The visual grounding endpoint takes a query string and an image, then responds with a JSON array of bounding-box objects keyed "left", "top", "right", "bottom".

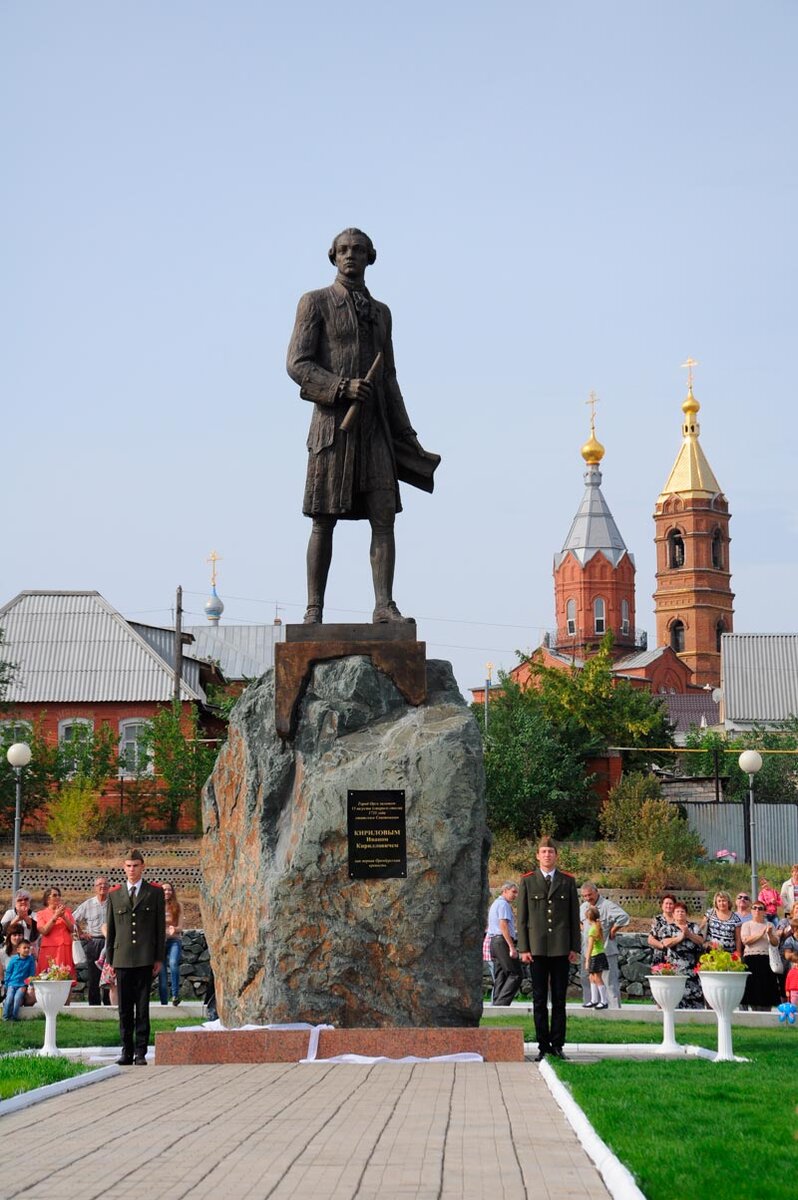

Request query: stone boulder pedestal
[{"left": 200, "top": 655, "right": 490, "bottom": 1028}]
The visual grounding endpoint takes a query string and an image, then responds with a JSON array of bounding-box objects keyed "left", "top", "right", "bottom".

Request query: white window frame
[
  {"left": 57, "top": 718, "right": 94, "bottom": 775},
  {"left": 566, "top": 599, "right": 576, "bottom": 636},
  {"left": 594, "top": 597, "right": 606, "bottom": 635},
  {"left": 621, "top": 599, "right": 630, "bottom": 636},
  {"left": 0, "top": 719, "right": 33, "bottom": 744},
  {"left": 118, "top": 719, "right": 152, "bottom": 777}
]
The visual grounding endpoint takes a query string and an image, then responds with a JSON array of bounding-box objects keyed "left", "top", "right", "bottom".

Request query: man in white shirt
[
  {"left": 579, "top": 883, "right": 630, "bottom": 1009},
  {"left": 487, "top": 882, "right": 521, "bottom": 1005},
  {"left": 73, "top": 876, "right": 110, "bottom": 1006}
]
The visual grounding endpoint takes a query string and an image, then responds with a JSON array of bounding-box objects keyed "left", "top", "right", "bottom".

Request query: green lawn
[
  {"left": 484, "top": 1014, "right": 797, "bottom": 1200},
  {"left": 0, "top": 1055, "right": 92, "bottom": 1100},
  {"left": 0, "top": 1015, "right": 204, "bottom": 1055}
]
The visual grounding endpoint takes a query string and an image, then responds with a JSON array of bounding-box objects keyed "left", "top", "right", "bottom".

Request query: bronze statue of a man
[{"left": 287, "top": 228, "right": 439, "bottom": 625}]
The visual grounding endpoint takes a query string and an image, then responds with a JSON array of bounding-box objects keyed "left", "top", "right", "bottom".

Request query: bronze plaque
[{"left": 347, "top": 790, "right": 407, "bottom": 879}]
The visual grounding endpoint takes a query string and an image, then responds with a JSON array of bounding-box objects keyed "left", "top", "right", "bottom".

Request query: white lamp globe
[
  {"left": 738, "top": 749, "right": 763, "bottom": 775},
  {"left": 6, "top": 743, "right": 32, "bottom": 769}
]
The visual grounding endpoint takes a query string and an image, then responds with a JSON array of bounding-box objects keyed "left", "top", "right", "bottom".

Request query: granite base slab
[{"left": 154, "top": 1026, "right": 524, "bottom": 1064}]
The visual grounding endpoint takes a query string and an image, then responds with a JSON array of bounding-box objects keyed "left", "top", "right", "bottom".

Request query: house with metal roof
[
  {"left": 0, "top": 591, "right": 224, "bottom": 821},
  {"left": 720, "top": 633, "right": 798, "bottom": 731}
]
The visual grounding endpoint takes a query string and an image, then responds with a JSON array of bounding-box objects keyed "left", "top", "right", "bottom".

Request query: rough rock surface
[{"left": 200, "top": 656, "right": 490, "bottom": 1028}]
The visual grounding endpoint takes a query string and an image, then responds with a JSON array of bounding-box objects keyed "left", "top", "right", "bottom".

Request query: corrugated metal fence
[{"left": 680, "top": 801, "right": 798, "bottom": 863}]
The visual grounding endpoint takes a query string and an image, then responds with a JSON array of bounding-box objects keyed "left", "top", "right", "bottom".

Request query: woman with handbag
[{"left": 741, "top": 901, "right": 780, "bottom": 1011}]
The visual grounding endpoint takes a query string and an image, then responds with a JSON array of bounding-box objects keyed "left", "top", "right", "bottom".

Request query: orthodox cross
[
  {"left": 206, "top": 549, "right": 222, "bottom": 588},
  {"left": 681, "top": 357, "right": 698, "bottom": 389},
  {"left": 585, "top": 390, "right": 599, "bottom": 433}
]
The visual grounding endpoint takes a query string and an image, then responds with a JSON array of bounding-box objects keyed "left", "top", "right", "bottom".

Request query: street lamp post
[
  {"left": 738, "top": 749, "right": 763, "bottom": 902},
  {"left": 6, "top": 742, "right": 32, "bottom": 898}
]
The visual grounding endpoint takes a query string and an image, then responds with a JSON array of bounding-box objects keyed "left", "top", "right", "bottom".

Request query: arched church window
[
  {"left": 621, "top": 599, "right": 630, "bottom": 636},
  {"left": 670, "top": 620, "right": 685, "bottom": 653},
  {"left": 716, "top": 620, "right": 726, "bottom": 653},
  {"left": 594, "top": 597, "right": 605, "bottom": 635},
  {"left": 668, "top": 530, "right": 685, "bottom": 569},
  {"left": 566, "top": 599, "right": 576, "bottom": 636},
  {"left": 712, "top": 529, "right": 723, "bottom": 570}
]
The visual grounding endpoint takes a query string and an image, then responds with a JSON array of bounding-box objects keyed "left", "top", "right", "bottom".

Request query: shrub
[
  {"left": 45, "top": 781, "right": 102, "bottom": 848},
  {"left": 600, "top": 772, "right": 704, "bottom": 883}
]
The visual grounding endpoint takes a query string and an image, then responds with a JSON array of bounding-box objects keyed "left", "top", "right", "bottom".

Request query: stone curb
[
  {"left": 0, "top": 1062, "right": 121, "bottom": 1117},
  {"left": 538, "top": 1058, "right": 647, "bottom": 1200}
]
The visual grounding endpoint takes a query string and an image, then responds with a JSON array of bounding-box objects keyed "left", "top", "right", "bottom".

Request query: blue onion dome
[{"left": 204, "top": 586, "right": 224, "bottom": 624}]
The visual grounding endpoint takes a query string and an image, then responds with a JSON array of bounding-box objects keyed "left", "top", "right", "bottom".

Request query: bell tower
[
  {"left": 553, "top": 399, "right": 637, "bottom": 659},
  {"left": 653, "top": 362, "right": 733, "bottom": 687}
]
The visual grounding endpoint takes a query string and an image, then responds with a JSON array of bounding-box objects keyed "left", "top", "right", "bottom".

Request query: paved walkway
[{"left": 0, "top": 1062, "right": 610, "bottom": 1199}]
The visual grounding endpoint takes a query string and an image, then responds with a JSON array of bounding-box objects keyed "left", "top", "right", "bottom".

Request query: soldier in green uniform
[
  {"left": 106, "top": 849, "right": 165, "bottom": 1066},
  {"left": 517, "top": 837, "right": 580, "bottom": 1061}
]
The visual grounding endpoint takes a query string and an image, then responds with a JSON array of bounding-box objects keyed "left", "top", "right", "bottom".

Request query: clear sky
[{"left": 3, "top": 2, "right": 796, "bottom": 697}]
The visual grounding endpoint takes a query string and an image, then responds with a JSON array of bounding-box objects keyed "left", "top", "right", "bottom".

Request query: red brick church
[{"left": 473, "top": 370, "right": 733, "bottom": 734}]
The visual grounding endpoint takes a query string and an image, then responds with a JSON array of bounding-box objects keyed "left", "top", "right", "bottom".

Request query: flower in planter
[
  {"left": 650, "top": 962, "right": 681, "bottom": 976},
  {"left": 31, "top": 961, "right": 74, "bottom": 982},
  {"left": 696, "top": 942, "right": 747, "bottom": 973}
]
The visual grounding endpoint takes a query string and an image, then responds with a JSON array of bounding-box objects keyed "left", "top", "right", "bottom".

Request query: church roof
[
  {"left": 555, "top": 463, "right": 632, "bottom": 569},
  {"left": 658, "top": 386, "right": 723, "bottom": 501}
]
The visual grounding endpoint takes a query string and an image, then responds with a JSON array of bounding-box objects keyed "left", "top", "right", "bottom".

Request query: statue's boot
[
  {"left": 371, "top": 530, "right": 413, "bottom": 624},
  {"left": 373, "top": 600, "right": 414, "bottom": 624}
]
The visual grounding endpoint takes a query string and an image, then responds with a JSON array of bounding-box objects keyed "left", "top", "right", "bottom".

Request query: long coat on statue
[{"left": 287, "top": 281, "right": 436, "bottom": 519}]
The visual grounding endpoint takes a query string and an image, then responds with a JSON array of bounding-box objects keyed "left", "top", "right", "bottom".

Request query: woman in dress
[
  {"left": 648, "top": 894, "right": 677, "bottom": 966},
  {"left": 35, "top": 886, "right": 77, "bottom": 993},
  {"left": 663, "top": 901, "right": 705, "bottom": 1008},
  {"left": 741, "top": 900, "right": 780, "bottom": 1011},
  {"left": 702, "top": 890, "right": 742, "bottom": 955},
  {"left": 158, "top": 882, "right": 183, "bottom": 1006}
]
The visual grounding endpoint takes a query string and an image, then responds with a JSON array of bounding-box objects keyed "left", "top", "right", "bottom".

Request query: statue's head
[{"left": 328, "top": 228, "right": 376, "bottom": 268}]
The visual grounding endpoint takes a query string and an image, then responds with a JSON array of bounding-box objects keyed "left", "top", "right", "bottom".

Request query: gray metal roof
[
  {"left": 0, "top": 591, "right": 204, "bottom": 703},
  {"left": 128, "top": 623, "right": 205, "bottom": 697},
  {"left": 183, "top": 624, "right": 283, "bottom": 680},
  {"left": 554, "top": 465, "right": 633, "bottom": 569},
  {"left": 721, "top": 633, "right": 798, "bottom": 727},
  {"left": 613, "top": 647, "right": 669, "bottom": 671}
]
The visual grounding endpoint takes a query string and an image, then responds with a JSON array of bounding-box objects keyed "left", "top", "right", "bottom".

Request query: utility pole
[{"left": 173, "top": 585, "right": 183, "bottom": 703}]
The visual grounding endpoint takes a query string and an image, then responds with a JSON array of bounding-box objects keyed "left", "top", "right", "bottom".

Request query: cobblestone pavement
[{"left": 0, "top": 1062, "right": 610, "bottom": 1199}]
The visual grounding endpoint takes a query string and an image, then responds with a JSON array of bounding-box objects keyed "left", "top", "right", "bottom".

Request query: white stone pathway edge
[
  {"left": 538, "top": 1059, "right": 647, "bottom": 1200},
  {"left": 0, "top": 1062, "right": 121, "bottom": 1118}
]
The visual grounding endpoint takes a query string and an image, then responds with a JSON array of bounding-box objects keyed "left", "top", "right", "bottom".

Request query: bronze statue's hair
[{"left": 328, "top": 228, "right": 376, "bottom": 267}]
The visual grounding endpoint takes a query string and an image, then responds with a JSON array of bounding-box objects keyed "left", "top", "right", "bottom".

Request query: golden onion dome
[
  {"left": 682, "top": 385, "right": 700, "bottom": 417},
  {"left": 581, "top": 429, "right": 605, "bottom": 464}
]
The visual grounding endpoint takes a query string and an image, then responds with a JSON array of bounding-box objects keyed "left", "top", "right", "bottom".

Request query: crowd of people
[
  {"left": 0, "top": 865, "right": 184, "bottom": 1022},
  {"left": 486, "top": 852, "right": 798, "bottom": 1031}
]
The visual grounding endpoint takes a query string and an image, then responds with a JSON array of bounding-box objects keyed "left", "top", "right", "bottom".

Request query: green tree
[
  {"left": 141, "top": 703, "right": 219, "bottom": 832},
  {"left": 0, "top": 719, "right": 61, "bottom": 834},
  {"left": 525, "top": 634, "right": 674, "bottom": 762},
  {"left": 477, "top": 676, "right": 595, "bottom": 840},
  {"left": 600, "top": 771, "right": 704, "bottom": 889},
  {"left": 683, "top": 724, "right": 798, "bottom": 804}
]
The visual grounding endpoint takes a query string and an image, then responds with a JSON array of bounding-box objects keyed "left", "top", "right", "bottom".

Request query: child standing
[
  {"left": 584, "top": 907, "right": 609, "bottom": 1010},
  {"left": 2, "top": 940, "right": 35, "bottom": 1020},
  {"left": 784, "top": 960, "right": 798, "bottom": 1006}
]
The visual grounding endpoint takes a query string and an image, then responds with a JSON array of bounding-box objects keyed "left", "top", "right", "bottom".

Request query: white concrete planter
[
  {"left": 33, "top": 979, "right": 72, "bottom": 1057},
  {"left": 698, "top": 971, "right": 748, "bottom": 1061},
  {"left": 646, "top": 975, "right": 687, "bottom": 1053}
]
